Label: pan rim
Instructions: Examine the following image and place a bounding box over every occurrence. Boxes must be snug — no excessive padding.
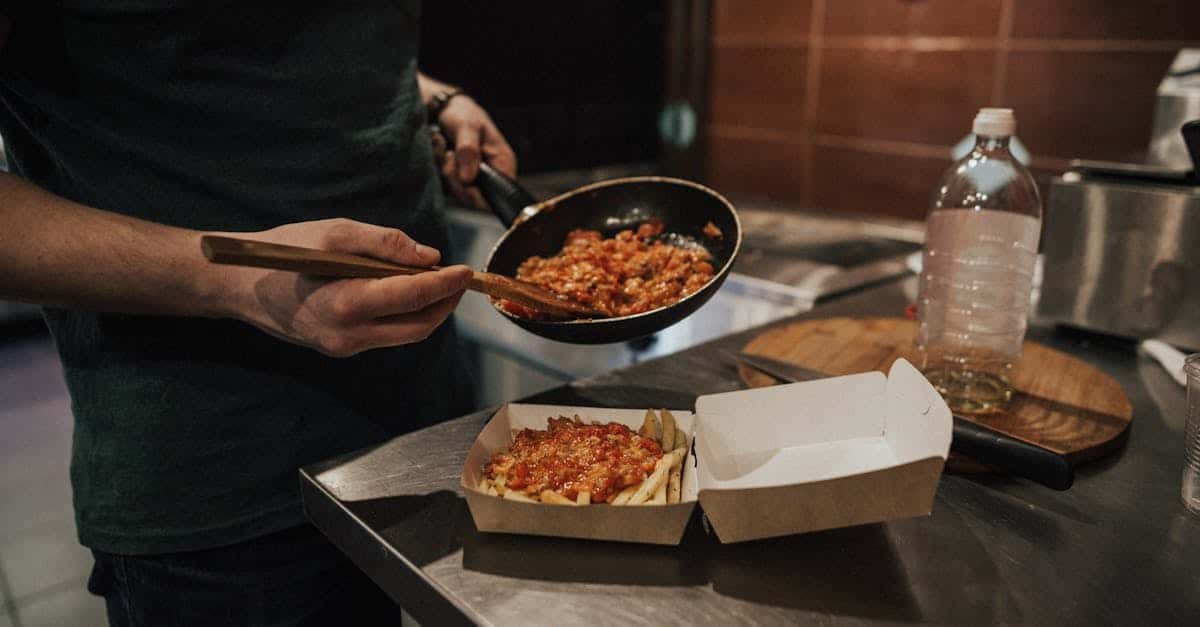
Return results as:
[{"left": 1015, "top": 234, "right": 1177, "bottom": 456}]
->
[{"left": 484, "top": 176, "right": 744, "bottom": 327}]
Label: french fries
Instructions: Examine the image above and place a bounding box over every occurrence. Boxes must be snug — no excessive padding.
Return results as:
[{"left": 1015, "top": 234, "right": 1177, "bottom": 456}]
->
[
  {"left": 638, "top": 408, "right": 660, "bottom": 442},
  {"left": 477, "top": 409, "right": 690, "bottom": 506},
  {"left": 611, "top": 485, "right": 638, "bottom": 506},
  {"left": 667, "top": 467, "right": 681, "bottom": 503},
  {"left": 660, "top": 408, "right": 676, "bottom": 450},
  {"left": 629, "top": 449, "right": 681, "bottom": 505},
  {"left": 502, "top": 489, "right": 536, "bottom": 503},
  {"left": 540, "top": 490, "right": 578, "bottom": 506},
  {"left": 651, "top": 478, "right": 668, "bottom": 504}
]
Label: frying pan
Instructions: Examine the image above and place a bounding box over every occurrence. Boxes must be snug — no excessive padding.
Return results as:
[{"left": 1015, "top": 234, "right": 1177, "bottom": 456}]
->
[{"left": 473, "top": 164, "right": 742, "bottom": 344}]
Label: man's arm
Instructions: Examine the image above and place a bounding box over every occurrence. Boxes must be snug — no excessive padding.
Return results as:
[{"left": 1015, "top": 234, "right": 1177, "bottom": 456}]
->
[
  {"left": 0, "top": 172, "right": 224, "bottom": 315},
  {"left": 0, "top": 172, "right": 472, "bottom": 357}
]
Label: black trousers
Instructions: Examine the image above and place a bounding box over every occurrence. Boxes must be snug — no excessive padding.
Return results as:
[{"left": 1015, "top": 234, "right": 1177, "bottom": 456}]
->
[{"left": 87, "top": 524, "right": 404, "bottom": 627}]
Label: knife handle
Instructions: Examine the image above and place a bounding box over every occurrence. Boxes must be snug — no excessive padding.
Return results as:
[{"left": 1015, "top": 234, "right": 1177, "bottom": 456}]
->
[{"left": 951, "top": 419, "right": 1074, "bottom": 490}]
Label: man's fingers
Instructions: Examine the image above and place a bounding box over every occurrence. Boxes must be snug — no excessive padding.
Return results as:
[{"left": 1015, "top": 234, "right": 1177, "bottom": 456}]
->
[
  {"left": 453, "top": 125, "right": 482, "bottom": 184},
  {"left": 430, "top": 128, "right": 448, "bottom": 158},
  {"left": 363, "top": 290, "right": 464, "bottom": 347},
  {"left": 344, "top": 265, "right": 472, "bottom": 320},
  {"left": 323, "top": 290, "right": 464, "bottom": 356},
  {"left": 441, "top": 151, "right": 468, "bottom": 201},
  {"left": 441, "top": 149, "right": 457, "bottom": 181},
  {"left": 463, "top": 187, "right": 487, "bottom": 211},
  {"left": 322, "top": 219, "right": 440, "bottom": 266},
  {"left": 485, "top": 150, "right": 518, "bottom": 179},
  {"left": 440, "top": 152, "right": 486, "bottom": 210},
  {"left": 481, "top": 124, "right": 518, "bottom": 178}
]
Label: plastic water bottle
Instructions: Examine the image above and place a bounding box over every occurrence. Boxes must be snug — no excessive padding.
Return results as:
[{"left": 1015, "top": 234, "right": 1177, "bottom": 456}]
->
[{"left": 916, "top": 108, "right": 1042, "bottom": 414}]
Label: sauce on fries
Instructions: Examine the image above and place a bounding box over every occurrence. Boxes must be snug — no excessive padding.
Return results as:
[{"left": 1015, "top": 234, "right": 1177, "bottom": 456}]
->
[
  {"left": 484, "top": 416, "right": 663, "bottom": 503},
  {"left": 499, "top": 220, "right": 715, "bottom": 319}
]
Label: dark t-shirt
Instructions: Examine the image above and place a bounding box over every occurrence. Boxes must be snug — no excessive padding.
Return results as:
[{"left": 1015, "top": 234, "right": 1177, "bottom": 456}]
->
[{"left": 0, "top": 1, "right": 470, "bottom": 554}]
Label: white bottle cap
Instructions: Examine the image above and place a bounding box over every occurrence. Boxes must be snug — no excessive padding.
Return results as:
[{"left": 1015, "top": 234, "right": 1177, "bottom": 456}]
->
[{"left": 973, "top": 108, "right": 1016, "bottom": 136}]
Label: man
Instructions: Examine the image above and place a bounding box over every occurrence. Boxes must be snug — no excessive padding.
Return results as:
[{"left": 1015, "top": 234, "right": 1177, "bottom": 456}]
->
[{"left": 0, "top": 3, "right": 514, "bottom": 625}]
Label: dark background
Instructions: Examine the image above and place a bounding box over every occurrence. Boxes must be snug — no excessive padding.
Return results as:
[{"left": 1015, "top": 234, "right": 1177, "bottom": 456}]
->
[{"left": 419, "top": 1, "right": 666, "bottom": 174}]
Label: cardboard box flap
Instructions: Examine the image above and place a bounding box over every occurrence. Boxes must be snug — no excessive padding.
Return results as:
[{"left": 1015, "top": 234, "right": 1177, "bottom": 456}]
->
[
  {"left": 694, "top": 371, "right": 888, "bottom": 453},
  {"left": 693, "top": 371, "right": 890, "bottom": 491},
  {"left": 884, "top": 358, "right": 953, "bottom": 465},
  {"left": 694, "top": 359, "right": 952, "bottom": 543}
]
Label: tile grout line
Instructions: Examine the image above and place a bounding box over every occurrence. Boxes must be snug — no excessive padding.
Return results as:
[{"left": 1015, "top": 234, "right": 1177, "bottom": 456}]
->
[
  {"left": 813, "top": 133, "right": 953, "bottom": 161},
  {"left": 709, "top": 125, "right": 955, "bottom": 161},
  {"left": 0, "top": 557, "right": 25, "bottom": 627},
  {"left": 713, "top": 34, "right": 1200, "bottom": 53},
  {"left": 708, "top": 124, "right": 1077, "bottom": 172},
  {"left": 800, "top": 0, "right": 826, "bottom": 205}
]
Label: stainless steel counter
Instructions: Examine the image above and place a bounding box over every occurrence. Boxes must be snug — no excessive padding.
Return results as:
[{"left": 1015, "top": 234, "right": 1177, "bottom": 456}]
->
[{"left": 301, "top": 277, "right": 1200, "bottom": 626}]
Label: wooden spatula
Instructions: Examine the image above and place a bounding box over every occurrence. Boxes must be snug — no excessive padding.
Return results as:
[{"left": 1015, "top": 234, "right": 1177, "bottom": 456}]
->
[{"left": 200, "top": 235, "right": 604, "bottom": 320}]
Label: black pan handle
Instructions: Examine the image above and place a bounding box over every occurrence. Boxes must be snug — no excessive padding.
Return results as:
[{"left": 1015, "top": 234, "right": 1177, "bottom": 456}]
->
[
  {"left": 476, "top": 161, "right": 537, "bottom": 227},
  {"left": 1182, "top": 119, "right": 1200, "bottom": 182},
  {"left": 952, "top": 419, "right": 1074, "bottom": 490},
  {"left": 430, "top": 124, "right": 536, "bottom": 227}
]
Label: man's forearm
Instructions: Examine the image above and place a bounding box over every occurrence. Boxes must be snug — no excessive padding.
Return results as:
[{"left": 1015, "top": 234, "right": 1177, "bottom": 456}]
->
[{"left": 0, "top": 172, "right": 232, "bottom": 316}]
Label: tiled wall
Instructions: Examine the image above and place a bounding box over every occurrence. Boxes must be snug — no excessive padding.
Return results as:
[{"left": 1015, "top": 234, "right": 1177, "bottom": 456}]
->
[{"left": 705, "top": 0, "right": 1200, "bottom": 220}]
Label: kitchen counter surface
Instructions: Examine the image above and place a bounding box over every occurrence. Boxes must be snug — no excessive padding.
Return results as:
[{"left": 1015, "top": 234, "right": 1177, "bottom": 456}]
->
[{"left": 301, "top": 277, "right": 1199, "bottom": 626}]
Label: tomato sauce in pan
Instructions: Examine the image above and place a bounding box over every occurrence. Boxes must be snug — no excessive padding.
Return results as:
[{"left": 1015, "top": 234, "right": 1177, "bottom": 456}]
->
[
  {"left": 500, "top": 220, "right": 716, "bottom": 319},
  {"left": 484, "top": 416, "right": 663, "bottom": 503}
]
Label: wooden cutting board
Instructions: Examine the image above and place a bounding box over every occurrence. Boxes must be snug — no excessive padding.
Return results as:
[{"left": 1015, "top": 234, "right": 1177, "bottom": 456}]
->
[{"left": 738, "top": 317, "right": 1132, "bottom": 472}]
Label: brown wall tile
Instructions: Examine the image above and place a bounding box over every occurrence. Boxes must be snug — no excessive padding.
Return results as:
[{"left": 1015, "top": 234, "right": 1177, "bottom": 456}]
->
[
  {"left": 706, "top": 130, "right": 807, "bottom": 203},
  {"left": 817, "top": 48, "right": 994, "bottom": 145},
  {"left": 1012, "top": 1, "right": 1200, "bottom": 40},
  {"left": 702, "top": 0, "right": 1196, "bottom": 219},
  {"left": 825, "top": 0, "right": 1003, "bottom": 37},
  {"left": 712, "top": 0, "right": 812, "bottom": 40},
  {"left": 709, "top": 46, "right": 808, "bottom": 130},
  {"left": 810, "top": 144, "right": 951, "bottom": 220},
  {"left": 1004, "top": 50, "right": 1175, "bottom": 161}
]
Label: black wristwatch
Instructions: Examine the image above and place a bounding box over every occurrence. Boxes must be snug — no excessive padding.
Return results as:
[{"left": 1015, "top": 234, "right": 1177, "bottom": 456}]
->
[{"left": 425, "top": 87, "right": 466, "bottom": 125}]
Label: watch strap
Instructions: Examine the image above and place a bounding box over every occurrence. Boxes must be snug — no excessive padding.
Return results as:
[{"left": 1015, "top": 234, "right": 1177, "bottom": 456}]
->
[{"left": 426, "top": 88, "right": 466, "bottom": 124}]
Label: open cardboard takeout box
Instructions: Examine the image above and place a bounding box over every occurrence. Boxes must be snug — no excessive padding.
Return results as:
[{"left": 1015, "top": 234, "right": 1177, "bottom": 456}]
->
[{"left": 461, "top": 359, "right": 952, "bottom": 545}]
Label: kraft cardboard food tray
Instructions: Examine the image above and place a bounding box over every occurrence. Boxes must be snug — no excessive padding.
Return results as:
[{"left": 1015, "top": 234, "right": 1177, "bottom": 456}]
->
[
  {"left": 460, "top": 359, "right": 952, "bottom": 545},
  {"left": 461, "top": 404, "right": 700, "bottom": 545}
]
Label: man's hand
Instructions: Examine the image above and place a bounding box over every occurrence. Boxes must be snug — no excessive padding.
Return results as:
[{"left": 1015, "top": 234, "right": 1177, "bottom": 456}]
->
[
  {"left": 419, "top": 76, "right": 517, "bottom": 209},
  {"left": 222, "top": 219, "right": 473, "bottom": 357}
]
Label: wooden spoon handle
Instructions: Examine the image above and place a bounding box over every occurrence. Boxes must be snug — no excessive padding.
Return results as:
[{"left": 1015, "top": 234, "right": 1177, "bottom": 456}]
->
[
  {"left": 200, "top": 235, "right": 433, "bottom": 278},
  {"left": 199, "top": 235, "right": 602, "bottom": 320}
]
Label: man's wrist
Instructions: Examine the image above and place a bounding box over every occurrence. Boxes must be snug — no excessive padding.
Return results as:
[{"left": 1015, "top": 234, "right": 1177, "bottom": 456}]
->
[
  {"left": 189, "top": 231, "right": 251, "bottom": 320},
  {"left": 425, "top": 87, "right": 467, "bottom": 125}
]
